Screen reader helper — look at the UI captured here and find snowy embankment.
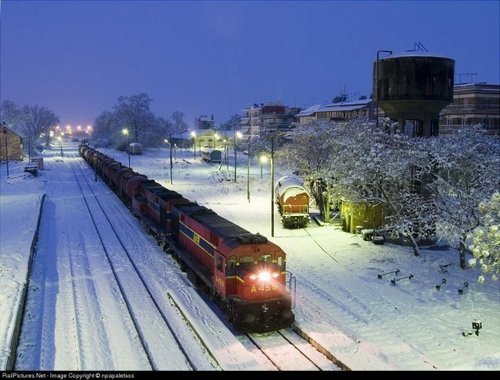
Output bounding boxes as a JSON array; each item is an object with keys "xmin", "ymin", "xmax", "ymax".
[{"xmin": 0, "ymin": 187, "xmax": 45, "ymax": 370}]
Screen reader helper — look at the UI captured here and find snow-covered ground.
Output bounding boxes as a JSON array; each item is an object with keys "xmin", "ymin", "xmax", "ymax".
[{"xmin": 1, "ymin": 142, "xmax": 499, "ymax": 371}]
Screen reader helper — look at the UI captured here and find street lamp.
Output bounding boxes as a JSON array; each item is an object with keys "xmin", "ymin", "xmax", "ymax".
[
  {"xmin": 224, "ymin": 139, "xmax": 229, "ymax": 171},
  {"xmin": 246, "ymin": 138, "xmax": 251, "ymax": 202},
  {"xmin": 57, "ymin": 136, "xmax": 63, "ymax": 157},
  {"xmin": 234, "ymin": 131, "xmax": 242, "ymax": 182},
  {"xmin": 271, "ymin": 135, "xmax": 275, "ymax": 237},
  {"xmin": 214, "ymin": 132, "xmax": 219, "ymax": 149},
  {"xmin": 164, "ymin": 137, "xmax": 173, "ymax": 184},
  {"xmin": 190, "ymin": 131, "xmax": 197, "ymax": 159},
  {"xmin": 260, "ymin": 154, "xmax": 268, "ymax": 178},
  {"xmin": 2, "ymin": 128, "xmax": 9, "ymax": 177},
  {"xmin": 375, "ymin": 49, "xmax": 392, "ymax": 128},
  {"xmin": 122, "ymin": 128, "xmax": 130, "ymax": 168}
]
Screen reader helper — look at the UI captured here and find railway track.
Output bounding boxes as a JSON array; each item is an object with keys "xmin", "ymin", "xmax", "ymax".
[
  {"xmin": 71, "ymin": 154, "xmax": 220, "ymax": 370},
  {"xmin": 244, "ymin": 329, "xmax": 340, "ymax": 371},
  {"xmin": 15, "ymin": 150, "xmax": 221, "ymax": 370}
]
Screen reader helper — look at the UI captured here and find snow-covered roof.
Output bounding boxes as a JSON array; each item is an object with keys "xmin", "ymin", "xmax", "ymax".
[
  {"xmin": 312, "ymin": 99, "xmax": 372, "ymax": 113},
  {"xmin": 297, "ymin": 99, "xmax": 372, "ymax": 117},
  {"xmin": 381, "ymin": 52, "xmax": 453, "ymax": 60},
  {"xmin": 296, "ymin": 104, "xmax": 322, "ymax": 117},
  {"xmin": 324, "ymin": 99, "xmax": 371, "ymax": 108}
]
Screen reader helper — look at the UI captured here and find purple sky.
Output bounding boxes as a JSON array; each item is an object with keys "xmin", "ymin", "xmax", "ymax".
[{"xmin": 1, "ymin": 0, "xmax": 499, "ymax": 128}]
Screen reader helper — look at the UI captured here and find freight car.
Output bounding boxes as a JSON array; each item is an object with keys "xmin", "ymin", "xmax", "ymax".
[
  {"xmin": 200, "ymin": 148, "xmax": 223, "ymax": 163},
  {"xmin": 79, "ymin": 144, "xmax": 295, "ymax": 333},
  {"xmin": 275, "ymin": 175, "xmax": 310, "ymax": 228}
]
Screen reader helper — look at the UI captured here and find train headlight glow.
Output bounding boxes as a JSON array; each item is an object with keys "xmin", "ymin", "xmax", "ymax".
[
  {"xmin": 249, "ymin": 271, "xmax": 280, "ymax": 282},
  {"xmin": 258, "ymin": 271, "xmax": 271, "ymax": 282}
]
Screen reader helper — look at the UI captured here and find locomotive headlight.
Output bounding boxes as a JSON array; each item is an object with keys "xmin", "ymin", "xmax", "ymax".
[
  {"xmin": 249, "ymin": 270, "xmax": 280, "ymax": 282},
  {"xmin": 250, "ymin": 271, "xmax": 271, "ymax": 282},
  {"xmin": 258, "ymin": 271, "xmax": 271, "ymax": 282}
]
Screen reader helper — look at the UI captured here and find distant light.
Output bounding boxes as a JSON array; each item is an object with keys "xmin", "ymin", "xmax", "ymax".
[
  {"xmin": 122, "ymin": 128, "xmax": 129, "ymax": 136},
  {"xmin": 260, "ymin": 155, "xmax": 268, "ymax": 163}
]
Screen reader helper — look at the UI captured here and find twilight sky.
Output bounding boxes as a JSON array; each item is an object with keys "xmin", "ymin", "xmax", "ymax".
[{"xmin": 1, "ymin": 0, "xmax": 499, "ymax": 128}]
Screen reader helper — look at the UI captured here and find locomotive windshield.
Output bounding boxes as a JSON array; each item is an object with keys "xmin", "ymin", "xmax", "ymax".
[{"xmin": 225, "ymin": 253, "xmax": 285, "ymax": 276}]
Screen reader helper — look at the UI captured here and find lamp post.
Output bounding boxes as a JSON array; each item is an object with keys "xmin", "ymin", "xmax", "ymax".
[
  {"xmin": 271, "ymin": 135, "xmax": 275, "ymax": 237},
  {"xmin": 234, "ymin": 131, "xmax": 242, "ymax": 182},
  {"xmin": 214, "ymin": 132, "xmax": 219, "ymax": 149},
  {"xmin": 260, "ymin": 154, "xmax": 267, "ymax": 178},
  {"xmin": 190, "ymin": 131, "xmax": 197, "ymax": 159},
  {"xmin": 58, "ymin": 136, "xmax": 63, "ymax": 157},
  {"xmin": 224, "ymin": 139, "xmax": 229, "ymax": 171},
  {"xmin": 246, "ymin": 138, "xmax": 251, "ymax": 202},
  {"xmin": 375, "ymin": 49, "xmax": 392, "ymax": 128},
  {"xmin": 122, "ymin": 128, "xmax": 130, "ymax": 168},
  {"xmin": 2, "ymin": 128, "xmax": 9, "ymax": 177},
  {"xmin": 164, "ymin": 137, "xmax": 173, "ymax": 184}
]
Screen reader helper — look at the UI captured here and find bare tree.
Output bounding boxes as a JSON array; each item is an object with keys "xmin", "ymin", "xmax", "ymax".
[{"xmin": 171, "ymin": 111, "xmax": 187, "ymax": 134}]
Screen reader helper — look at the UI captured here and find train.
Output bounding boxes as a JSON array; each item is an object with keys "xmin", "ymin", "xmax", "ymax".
[
  {"xmin": 200, "ymin": 148, "xmax": 223, "ymax": 163},
  {"xmin": 129, "ymin": 142, "xmax": 143, "ymax": 155},
  {"xmin": 79, "ymin": 144, "xmax": 295, "ymax": 333},
  {"xmin": 275, "ymin": 175, "xmax": 310, "ymax": 228}
]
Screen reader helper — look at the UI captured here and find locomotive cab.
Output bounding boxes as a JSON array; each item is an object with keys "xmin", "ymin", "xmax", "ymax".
[{"xmin": 217, "ymin": 241, "xmax": 294, "ymax": 333}]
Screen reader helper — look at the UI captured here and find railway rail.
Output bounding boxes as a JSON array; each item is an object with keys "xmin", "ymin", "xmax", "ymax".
[
  {"xmin": 243, "ymin": 329, "xmax": 340, "ymax": 371},
  {"xmin": 15, "ymin": 151, "xmax": 220, "ymax": 370}
]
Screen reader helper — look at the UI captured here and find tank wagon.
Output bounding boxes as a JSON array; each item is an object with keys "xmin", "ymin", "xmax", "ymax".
[{"xmin": 275, "ymin": 175, "xmax": 310, "ymax": 228}]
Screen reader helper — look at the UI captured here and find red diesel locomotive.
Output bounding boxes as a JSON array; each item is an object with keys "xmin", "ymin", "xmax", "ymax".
[{"xmin": 79, "ymin": 144, "xmax": 295, "ymax": 333}]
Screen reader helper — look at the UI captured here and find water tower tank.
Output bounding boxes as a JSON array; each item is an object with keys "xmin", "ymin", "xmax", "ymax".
[{"xmin": 373, "ymin": 53, "xmax": 455, "ymax": 136}]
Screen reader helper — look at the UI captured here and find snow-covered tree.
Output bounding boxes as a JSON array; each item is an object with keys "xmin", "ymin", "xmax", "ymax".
[
  {"xmin": 219, "ymin": 114, "xmax": 241, "ymax": 132},
  {"xmin": 93, "ymin": 110, "xmax": 118, "ymax": 141},
  {"xmin": 171, "ymin": 111, "xmax": 187, "ymax": 134},
  {"xmin": 276, "ymin": 121, "xmax": 336, "ymax": 215},
  {"xmin": 417, "ymin": 127, "xmax": 500, "ymax": 268},
  {"xmin": 0, "ymin": 100, "xmax": 24, "ymax": 131},
  {"xmin": 114, "ymin": 93, "xmax": 157, "ymax": 145},
  {"xmin": 469, "ymin": 192, "xmax": 500, "ymax": 282},
  {"xmin": 94, "ymin": 94, "xmax": 173, "ymax": 149},
  {"xmin": 1, "ymin": 101, "xmax": 59, "ymax": 153}
]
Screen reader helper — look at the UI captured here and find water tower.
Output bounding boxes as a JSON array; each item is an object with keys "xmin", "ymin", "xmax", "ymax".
[{"xmin": 373, "ymin": 53, "xmax": 455, "ymax": 136}]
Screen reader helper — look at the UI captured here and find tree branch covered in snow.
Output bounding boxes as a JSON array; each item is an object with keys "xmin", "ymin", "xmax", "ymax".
[
  {"xmin": 468, "ymin": 191, "xmax": 500, "ymax": 282},
  {"xmin": 279, "ymin": 120, "xmax": 500, "ymax": 264}
]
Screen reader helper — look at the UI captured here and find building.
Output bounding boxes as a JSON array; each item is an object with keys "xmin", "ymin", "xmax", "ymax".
[
  {"xmin": 439, "ymin": 83, "xmax": 500, "ymax": 135},
  {"xmin": 240, "ymin": 101, "xmax": 300, "ymax": 137},
  {"xmin": 195, "ymin": 115, "xmax": 215, "ymax": 130},
  {"xmin": 296, "ymin": 99, "xmax": 375, "ymax": 125},
  {"xmin": 0, "ymin": 123, "xmax": 24, "ymax": 161},
  {"xmin": 192, "ymin": 129, "xmax": 227, "ymax": 150}
]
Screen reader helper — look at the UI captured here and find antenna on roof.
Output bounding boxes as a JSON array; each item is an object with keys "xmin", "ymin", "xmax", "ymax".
[{"xmin": 409, "ymin": 41, "xmax": 429, "ymax": 52}]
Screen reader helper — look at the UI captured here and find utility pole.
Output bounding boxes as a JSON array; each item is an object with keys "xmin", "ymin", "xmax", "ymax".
[
  {"xmin": 169, "ymin": 134, "xmax": 173, "ymax": 184},
  {"xmin": 271, "ymin": 135, "xmax": 275, "ymax": 237}
]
